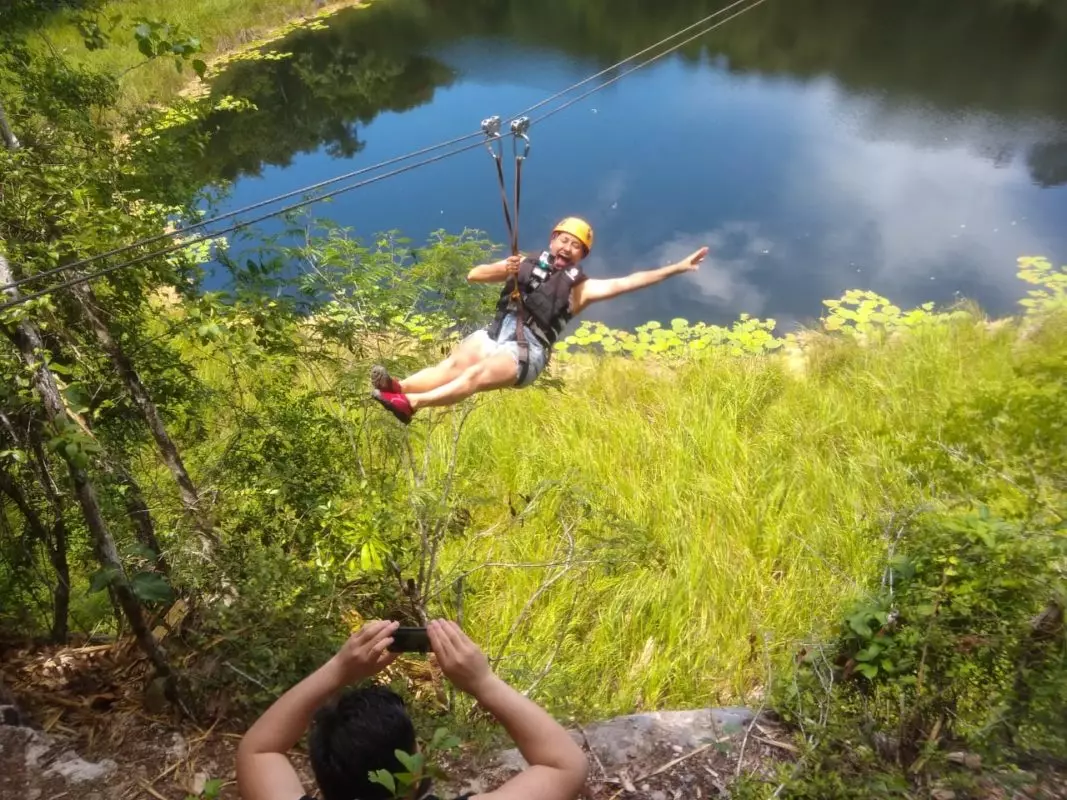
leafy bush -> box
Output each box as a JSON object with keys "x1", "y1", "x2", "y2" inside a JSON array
[{"x1": 771, "y1": 507, "x2": 1066, "y2": 797}]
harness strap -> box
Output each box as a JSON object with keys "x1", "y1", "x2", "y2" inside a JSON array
[
  {"x1": 483, "y1": 115, "x2": 532, "y2": 384},
  {"x1": 492, "y1": 153, "x2": 515, "y2": 256},
  {"x1": 511, "y1": 148, "x2": 529, "y2": 383}
]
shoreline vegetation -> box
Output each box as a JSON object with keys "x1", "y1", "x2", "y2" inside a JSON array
[{"x1": 39, "y1": 0, "x2": 364, "y2": 108}]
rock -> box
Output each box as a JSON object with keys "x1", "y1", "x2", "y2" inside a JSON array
[
  {"x1": 44, "y1": 750, "x2": 117, "y2": 784},
  {"x1": 873, "y1": 732, "x2": 899, "y2": 761},
  {"x1": 22, "y1": 729, "x2": 53, "y2": 768},
  {"x1": 947, "y1": 751, "x2": 982, "y2": 771},
  {"x1": 651, "y1": 791, "x2": 668, "y2": 800},
  {"x1": 0, "y1": 678, "x2": 27, "y2": 727},
  {"x1": 167, "y1": 732, "x2": 188, "y2": 760},
  {"x1": 192, "y1": 771, "x2": 208, "y2": 795},
  {"x1": 496, "y1": 707, "x2": 755, "y2": 772}
]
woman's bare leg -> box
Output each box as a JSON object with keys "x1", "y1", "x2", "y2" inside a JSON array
[
  {"x1": 397, "y1": 336, "x2": 486, "y2": 394},
  {"x1": 408, "y1": 354, "x2": 518, "y2": 410}
]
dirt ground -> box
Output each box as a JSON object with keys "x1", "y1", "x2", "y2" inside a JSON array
[
  {"x1": 2, "y1": 635, "x2": 1065, "y2": 800},
  {"x1": 0, "y1": 635, "x2": 791, "y2": 800}
]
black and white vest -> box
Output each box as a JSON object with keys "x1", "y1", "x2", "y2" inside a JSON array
[{"x1": 486, "y1": 252, "x2": 587, "y2": 348}]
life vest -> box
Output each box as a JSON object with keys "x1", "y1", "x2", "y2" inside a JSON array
[{"x1": 486, "y1": 252, "x2": 588, "y2": 348}]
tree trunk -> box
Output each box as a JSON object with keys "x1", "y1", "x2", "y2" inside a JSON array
[
  {"x1": 71, "y1": 283, "x2": 218, "y2": 554},
  {"x1": 49, "y1": 516, "x2": 70, "y2": 642},
  {"x1": 111, "y1": 461, "x2": 171, "y2": 575},
  {"x1": 26, "y1": 432, "x2": 71, "y2": 643},
  {"x1": 0, "y1": 411, "x2": 71, "y2": 643},
  {"x1": 0, "y1": 98, "x2": 19, "y2": 151},
  {"x1": 1, "y1": 252, "x2": 173, "y2": 679},
  {"x1": 0, "y1": 469, "x2": 69, "y2": 642},
  {"x1": 26, "y1": 427, "x2": 73, "y2": 643}
]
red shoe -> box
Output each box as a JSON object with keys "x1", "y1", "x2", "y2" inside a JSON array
[
  {"x1": 371, "y1": 365, "x2": 403, "y2": 394},
  {"x1": 372, "y1": 389, "x2": 414, "y2": 425}
]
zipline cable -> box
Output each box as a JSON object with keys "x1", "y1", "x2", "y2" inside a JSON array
[
  {"x1": 530, "y1": 0, "x2": 769, "y2": 127},
  {"x1": 503, "y1": 0, "x2": 757, "y2": 123},
  {"x1": 0, "y1": 129, "x2": 486, "y2": 294},
  {"x1": 1, "y1": 0, "x2": 767, "y2": 295},
  {"x1": 0, "y1": 139, "x2": 486, "y2": 312},
  {"x1": 0, "y1": 0, "x2": 772, "y2": 309}
]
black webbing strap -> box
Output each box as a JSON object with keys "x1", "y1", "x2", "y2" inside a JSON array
[
  {"x1": 482, "y1": 116, "x2": 531, "y2": 384},
  {"x1": 511, "y1": 151, "x2": 529, "y2": 384}
]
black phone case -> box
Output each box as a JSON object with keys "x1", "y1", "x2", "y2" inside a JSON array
[{"x1": 389, "y1": 627, "x2": 430, "y2": 653}]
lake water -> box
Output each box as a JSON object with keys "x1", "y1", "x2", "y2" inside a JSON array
[{"x1": 197, "y1": 0, "x2": 1067, "y2": 329}]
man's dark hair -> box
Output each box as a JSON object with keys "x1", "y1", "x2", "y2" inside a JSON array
[{"x1": 309, "y1": 685, "x2": 416, "y2": 800}]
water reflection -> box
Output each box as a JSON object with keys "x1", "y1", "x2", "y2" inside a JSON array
[
  {"x1": 193, "y1": 6, "x2": 458, "y2": 181},
  {"x1": 194, "y1": 0, "x2": 1067, "y2": 326}
]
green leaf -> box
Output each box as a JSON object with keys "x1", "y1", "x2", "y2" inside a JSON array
[
  {"x1": 395, "y1": 749, "x2": 423, "y2": 775},
  {"x1": 848, "y1": 615, "x2": 873, "y2": 638},
  {"x1": 130, "y1": 571, "x2": 173, "y2": 603},
  {"x1": 360, "y1": 542, "x2": 384, "y2": 572},
  {"x1": 89, "y1": 566, "x2": 121, "y2": 594},
  {"x1": 202, "y1": 778, "x2": 223, "y2": 799},
  {"x1": 889, "y1": 554, "x2": 915, "y2": 580},
  {"x1": 854, "y1": 643, "x2": 883, "y2": 662},
  {"x1": 857, "y1": 663, "x2": 879, "y2": 679},
  {"x1": 127, "y1": 542, "x2": 158, "y2": 563},
  {"x1": 368, "y1": 770, "x2": 396, "y2": 793}
]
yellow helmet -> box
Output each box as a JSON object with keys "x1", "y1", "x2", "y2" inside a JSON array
[{"x1": 552, "y1": 217, "x2": 594, "y2": 253}]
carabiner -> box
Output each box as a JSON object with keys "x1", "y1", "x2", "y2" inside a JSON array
[
  {"x1": 482, "y1": 115, "x2": 503, "y2": 159},
  {"x1": 510, "y1": 116, "x2": 531, "y2": 161}
]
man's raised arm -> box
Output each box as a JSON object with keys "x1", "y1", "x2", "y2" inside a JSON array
[
  {"x1": 572, "y1": 246, "x2": 708, "y2": 314},
  {"x1": 427, "y1": 620, "x2": 588, "y2": 800},
  {"x1": 236, "y1": 621, "x2": 399, "y2": 800}
]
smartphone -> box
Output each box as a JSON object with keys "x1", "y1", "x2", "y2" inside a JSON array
[{"x1": 388, "y1": 626, "x2": 430, "y2": 653}]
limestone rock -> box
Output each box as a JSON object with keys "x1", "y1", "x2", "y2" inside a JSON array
[
  {"x1": 45, "y1": 750, "x2": 117, "y2": 783},
  {"x1": 496, "y1": 707, "x2": 754, "y2": 772}
]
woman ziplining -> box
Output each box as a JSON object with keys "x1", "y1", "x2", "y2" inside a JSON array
[
  {"x1": 370, "y1": 117, "x2": 707, "y2": 424},
  {"x1": 370, "y1": 216, "x2": 709, "y2": 424}
]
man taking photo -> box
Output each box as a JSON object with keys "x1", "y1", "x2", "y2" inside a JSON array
[{"x1": 236, "y1": 619, "x2": 588, "y2": 800}]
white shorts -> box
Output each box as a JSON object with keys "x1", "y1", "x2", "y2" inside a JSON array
[{"x1": 464, "y1": 313, "x2": 548, "y2": 388}]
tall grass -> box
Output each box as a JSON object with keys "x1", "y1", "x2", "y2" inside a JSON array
[
  {"x1": 168, "y1": 283, "x2": 1059, "y2": 720},
  {"x1": 429, "y1": 319, "x2": 1028, "y2": 717},
  {"x1": 37, "y1": 0, "x2": 345, "y2": 107}
]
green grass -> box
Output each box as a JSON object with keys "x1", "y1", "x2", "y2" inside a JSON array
[
  {"x1": 154, "y1": 273, "x2": 1064, "y2": 721},
  {"x1": 425, "y1": 318, "x2": 1036, "y2": 717},
  {"x1": 38, "y1": 0, "x2": 347, "y2": 107}
]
